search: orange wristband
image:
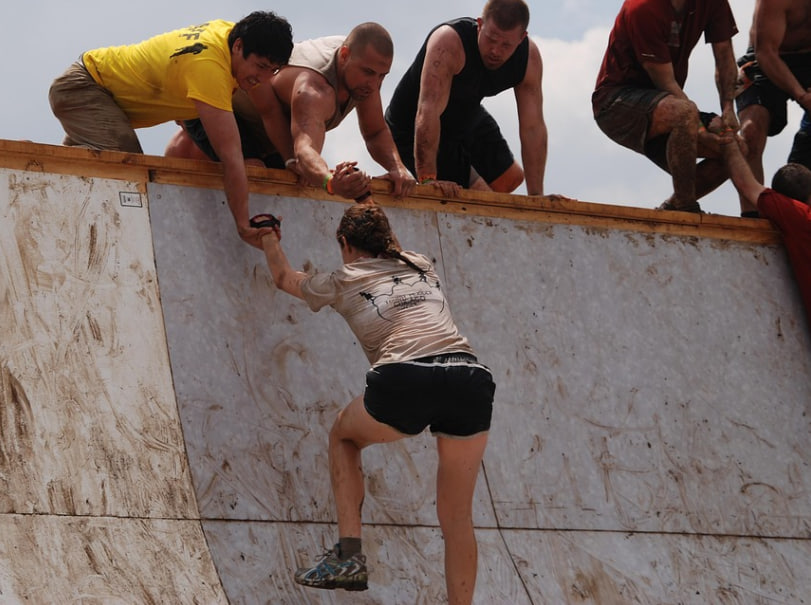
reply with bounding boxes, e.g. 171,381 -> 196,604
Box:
323,174 -> 335,194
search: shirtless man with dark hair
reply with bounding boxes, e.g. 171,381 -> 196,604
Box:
736,0 -> 811,216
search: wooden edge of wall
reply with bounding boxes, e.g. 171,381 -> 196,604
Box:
0,139 -> 782,245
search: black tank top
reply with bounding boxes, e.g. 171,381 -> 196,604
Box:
386,17 -> 529,134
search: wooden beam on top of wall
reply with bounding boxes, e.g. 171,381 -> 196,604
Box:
0,139 -> 781,245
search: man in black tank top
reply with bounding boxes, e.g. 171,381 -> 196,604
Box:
385,0 -> 547,196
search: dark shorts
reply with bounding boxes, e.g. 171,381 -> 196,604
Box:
736,48 -> 811,137
363,352 -> 495,438
594,86 -> 717,172
182,115 -> 285,169
386,106 -> 515,186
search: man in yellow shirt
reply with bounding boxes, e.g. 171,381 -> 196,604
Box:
49,12 -> 294,249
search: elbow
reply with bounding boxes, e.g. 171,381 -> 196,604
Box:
272,270 -> 288,290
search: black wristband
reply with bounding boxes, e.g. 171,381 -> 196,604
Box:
354,191 -> 372,203
249,213 -> 281,229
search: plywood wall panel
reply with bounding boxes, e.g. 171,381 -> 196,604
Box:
149,186 -> 496,528
0,169 -> 195,518
0,515 -> 226,603
436,213 -> 811,537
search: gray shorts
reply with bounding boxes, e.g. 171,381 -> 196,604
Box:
594,86 -> 717,172
363,353 -> 495,438
48,57 -> 142,152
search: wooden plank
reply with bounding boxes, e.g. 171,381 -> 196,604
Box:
0,139 -> 781,244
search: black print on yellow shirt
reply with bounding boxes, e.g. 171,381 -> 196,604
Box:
171,42 -> 208,58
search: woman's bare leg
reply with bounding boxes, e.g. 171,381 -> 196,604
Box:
435,433 -> 489,605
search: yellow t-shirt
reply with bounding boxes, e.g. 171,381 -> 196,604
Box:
83,20 -> 237,128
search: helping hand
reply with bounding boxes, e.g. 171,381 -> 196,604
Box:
381,166 -> 416,199
330,161 -> 372,199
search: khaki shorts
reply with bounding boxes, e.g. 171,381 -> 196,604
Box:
48,58 -> 143,152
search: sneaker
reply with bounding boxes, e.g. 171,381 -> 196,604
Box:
293,545 -> 368,591
656,199 -> 703,213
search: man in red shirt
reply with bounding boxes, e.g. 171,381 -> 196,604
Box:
592,0 -> 740,213
719,127 -> 811,329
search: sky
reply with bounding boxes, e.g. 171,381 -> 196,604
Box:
1,0 -> 804,217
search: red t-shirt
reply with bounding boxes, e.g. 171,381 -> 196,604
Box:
758,189 -> 811,329
593,0 -> 737,110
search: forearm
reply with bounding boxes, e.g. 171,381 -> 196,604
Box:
414,113 -> 441,181
651,76 -> 687,99
294,142 -> 332,188
365,128 -> 406,174
716,62 -> 738,115
261,233 -> 306,299
222,159 -> 251,231
520,123 -> 547,196
711,43 -> 739,129
644,62 -> 688,99
721,137 -> 766,206
759,49 -> 810,104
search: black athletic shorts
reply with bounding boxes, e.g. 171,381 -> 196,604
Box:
363,352 -> 495,438
387,106 -> 515,186
736,48 -> 811,137
182,117 -> 285,169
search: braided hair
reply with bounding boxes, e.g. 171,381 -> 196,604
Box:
336,203 -> 426,273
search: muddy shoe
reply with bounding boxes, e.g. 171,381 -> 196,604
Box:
656,200 -> 703,213
293,545 -> 368,591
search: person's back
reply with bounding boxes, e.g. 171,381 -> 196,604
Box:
49,11 -> 294,248
83,21 -> 235,128
760,165 -> 811,327
593,0 -> 736,109
301,251 -> 473,366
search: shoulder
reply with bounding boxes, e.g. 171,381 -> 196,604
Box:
427,23 -> 465,54
758,188 -> 811,221
512,37 -> 542,89
401,251 -> 435,271
526,37 -> 543,68
196,20 -> 234,47
289,67 -> 335,104
621,0 -> 668,23
425,24 -> 466,71
275,64 -> 326,90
